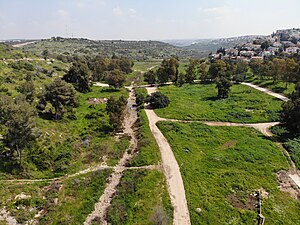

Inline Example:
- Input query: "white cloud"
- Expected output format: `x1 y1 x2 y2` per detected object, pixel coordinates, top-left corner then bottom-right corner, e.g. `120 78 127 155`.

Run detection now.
113 7 137 17
113 6 124 16
128 8 137 17
57 9 69 17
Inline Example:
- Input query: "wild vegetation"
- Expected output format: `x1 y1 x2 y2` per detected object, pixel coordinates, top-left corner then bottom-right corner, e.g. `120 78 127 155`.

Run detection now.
155 84 282 123
21 38 201 61
106 170 173 225
158 122 300 225
0 43 132 178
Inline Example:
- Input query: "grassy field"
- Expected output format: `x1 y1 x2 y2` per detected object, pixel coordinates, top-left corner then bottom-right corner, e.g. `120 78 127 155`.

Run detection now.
133 61 161 72
155 84 283 123
158 121 300 225
107 169 173 225
246 77 295 97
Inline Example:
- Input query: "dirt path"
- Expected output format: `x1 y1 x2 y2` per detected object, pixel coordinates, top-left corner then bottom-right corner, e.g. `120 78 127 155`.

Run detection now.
203 121 279 137
241 82 289 102
84 87 138 225
145 87 191 225
12 41 36 48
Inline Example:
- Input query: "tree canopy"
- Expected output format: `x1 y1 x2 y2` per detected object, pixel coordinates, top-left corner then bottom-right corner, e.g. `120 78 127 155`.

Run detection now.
37 78 79 119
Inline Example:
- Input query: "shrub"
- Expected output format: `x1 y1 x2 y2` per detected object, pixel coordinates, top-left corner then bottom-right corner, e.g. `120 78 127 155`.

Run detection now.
146 92 170 109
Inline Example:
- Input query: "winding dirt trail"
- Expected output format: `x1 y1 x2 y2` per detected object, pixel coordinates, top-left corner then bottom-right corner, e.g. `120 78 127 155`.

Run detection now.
84 87 138 225
241 82 289 102
145 87 191 225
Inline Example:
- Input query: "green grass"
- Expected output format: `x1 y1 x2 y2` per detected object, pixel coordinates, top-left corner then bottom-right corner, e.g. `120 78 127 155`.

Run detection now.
129 109 161 166
107 170 173 225
128 87 160 166
31 86 129 177
133 61 160 72
39 170 111 225
178 61 189 74
246 77 295 97
155 84 283 123
158 122 299 225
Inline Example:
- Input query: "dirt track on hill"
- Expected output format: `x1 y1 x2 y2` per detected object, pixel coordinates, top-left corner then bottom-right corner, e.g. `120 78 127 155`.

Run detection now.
84 87 138 225
145 87 191 225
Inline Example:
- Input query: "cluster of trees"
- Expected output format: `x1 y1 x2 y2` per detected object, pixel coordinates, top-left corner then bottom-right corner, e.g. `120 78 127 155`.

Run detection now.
249 57 300 86
281 82 300 134
144 57 179 84
62 55 134 92
89 55 133 88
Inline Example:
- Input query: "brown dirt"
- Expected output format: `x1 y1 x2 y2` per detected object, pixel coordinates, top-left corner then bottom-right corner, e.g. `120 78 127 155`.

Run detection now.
228 193 257 210
223 140 237 148
88 98 107 104
277 170 300 200
145 86 191 225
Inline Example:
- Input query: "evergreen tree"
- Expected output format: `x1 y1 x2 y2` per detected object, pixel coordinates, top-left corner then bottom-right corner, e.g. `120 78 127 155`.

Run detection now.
63 61 93 93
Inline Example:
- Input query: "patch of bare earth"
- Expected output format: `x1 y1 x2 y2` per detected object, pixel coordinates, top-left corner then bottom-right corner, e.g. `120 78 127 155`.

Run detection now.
228 193 257 211
277 170 300 200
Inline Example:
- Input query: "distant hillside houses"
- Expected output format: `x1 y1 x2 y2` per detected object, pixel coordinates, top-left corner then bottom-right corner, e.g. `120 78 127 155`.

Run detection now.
210 28 300 61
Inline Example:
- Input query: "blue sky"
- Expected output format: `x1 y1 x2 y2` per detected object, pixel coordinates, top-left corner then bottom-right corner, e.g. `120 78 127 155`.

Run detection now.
0 0 300 40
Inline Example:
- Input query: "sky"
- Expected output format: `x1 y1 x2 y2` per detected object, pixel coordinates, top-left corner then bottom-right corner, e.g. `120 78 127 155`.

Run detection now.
0 0 300 40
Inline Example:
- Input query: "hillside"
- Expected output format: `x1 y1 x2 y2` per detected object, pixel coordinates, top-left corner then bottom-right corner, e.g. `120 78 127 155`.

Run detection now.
183 35 262 55
19 37 202 61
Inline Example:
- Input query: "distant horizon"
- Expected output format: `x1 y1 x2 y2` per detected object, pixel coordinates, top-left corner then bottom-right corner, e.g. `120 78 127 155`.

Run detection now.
1 0 300 40
0 31 276 42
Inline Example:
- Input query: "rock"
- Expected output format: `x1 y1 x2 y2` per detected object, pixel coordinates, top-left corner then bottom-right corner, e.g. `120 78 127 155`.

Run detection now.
196 208 202 213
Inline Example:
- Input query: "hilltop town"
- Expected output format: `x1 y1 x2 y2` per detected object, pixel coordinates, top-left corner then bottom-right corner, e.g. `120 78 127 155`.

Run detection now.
211 28 300 60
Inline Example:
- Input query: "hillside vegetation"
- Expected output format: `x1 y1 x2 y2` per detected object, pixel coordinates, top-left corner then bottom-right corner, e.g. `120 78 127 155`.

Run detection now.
158 122 299 225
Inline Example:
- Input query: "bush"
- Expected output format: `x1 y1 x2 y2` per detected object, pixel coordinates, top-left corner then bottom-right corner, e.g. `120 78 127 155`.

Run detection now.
283 137 300 169
146 92 170 109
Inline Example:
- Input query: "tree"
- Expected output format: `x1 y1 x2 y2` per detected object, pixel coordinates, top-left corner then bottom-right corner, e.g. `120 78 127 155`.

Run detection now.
106 96 127 131
249 59 263 77
281 82 300 133
185 59 198 84
144 70 157 85
146 92 170 109
285 58 298 88
107 69 126 89
216 77 232 98
156 57 179 84
63 61 93 93
271 58 286 83
157 66 169 84
261 41 270 51
0 95 37 171
118 57 134 74
37 78 79 119
176 72 186 87
209 60 228 80
17 81 35 103
168 57 179 82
